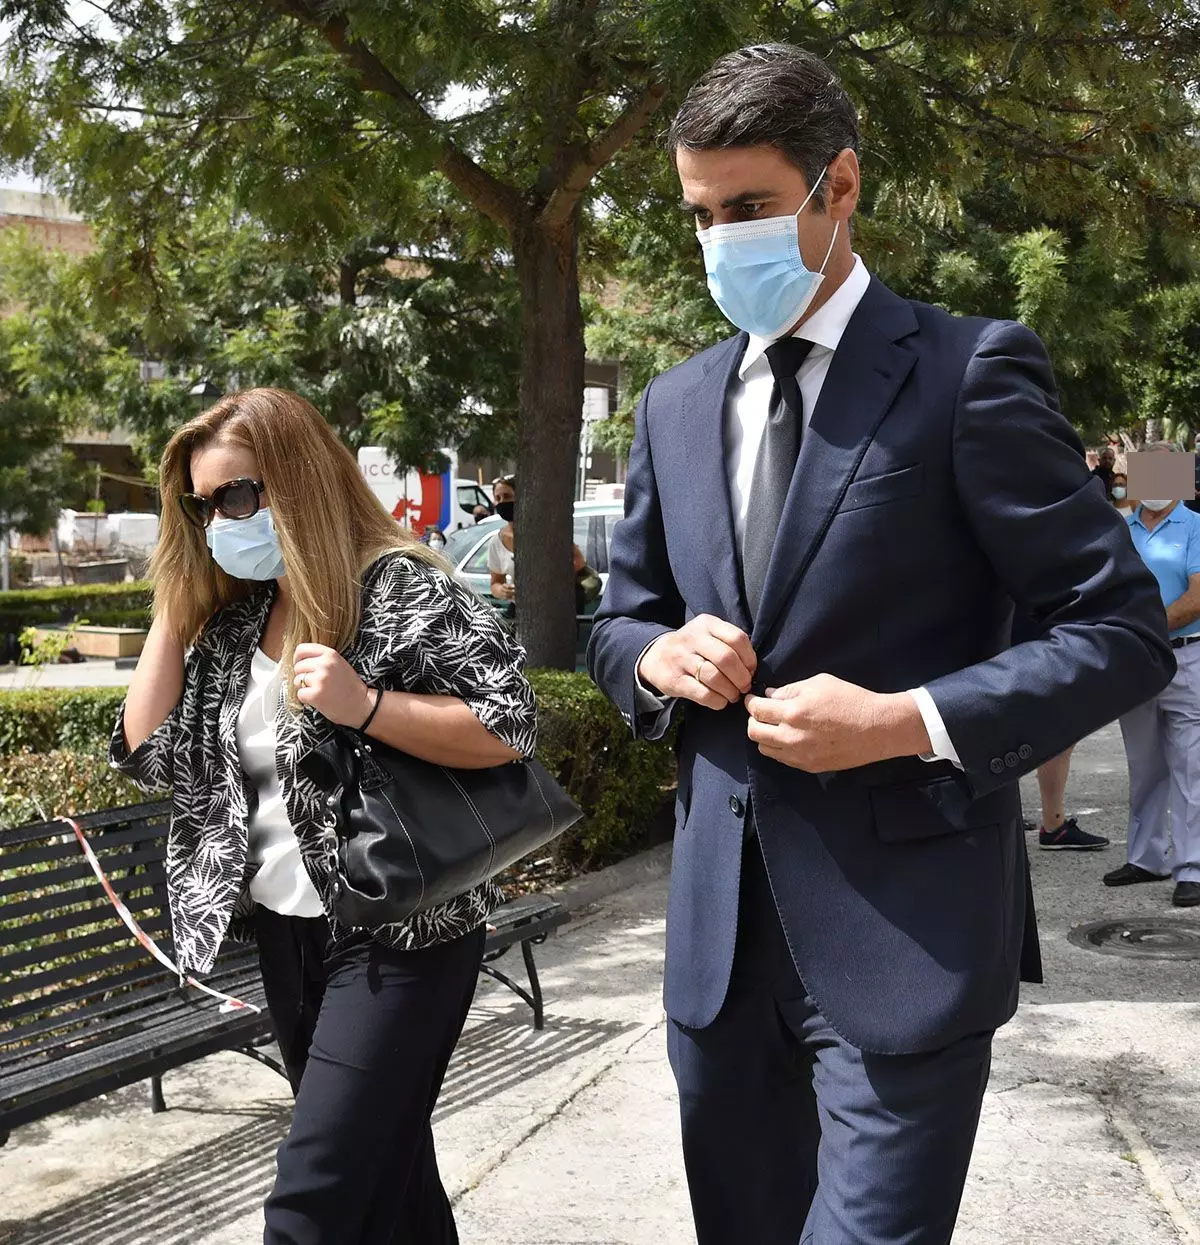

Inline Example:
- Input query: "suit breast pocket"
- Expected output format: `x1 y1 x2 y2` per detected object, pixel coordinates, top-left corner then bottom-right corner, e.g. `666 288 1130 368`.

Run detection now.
839 463 925 514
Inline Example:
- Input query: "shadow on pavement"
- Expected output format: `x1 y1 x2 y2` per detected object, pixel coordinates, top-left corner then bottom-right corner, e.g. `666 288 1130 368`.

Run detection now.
0 1011 640 1244
435 1010 639 1122
0 1110 290 1245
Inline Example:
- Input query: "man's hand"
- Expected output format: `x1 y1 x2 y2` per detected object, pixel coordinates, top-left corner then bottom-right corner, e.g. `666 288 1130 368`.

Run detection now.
745 674 932 771
638 616 757 710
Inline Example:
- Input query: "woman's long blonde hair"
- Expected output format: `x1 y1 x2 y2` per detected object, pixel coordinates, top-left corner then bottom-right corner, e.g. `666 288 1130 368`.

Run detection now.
153 388 438 684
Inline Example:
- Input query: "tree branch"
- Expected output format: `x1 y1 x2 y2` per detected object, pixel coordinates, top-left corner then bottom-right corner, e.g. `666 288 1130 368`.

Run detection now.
262 0 524 232
538 81 668 233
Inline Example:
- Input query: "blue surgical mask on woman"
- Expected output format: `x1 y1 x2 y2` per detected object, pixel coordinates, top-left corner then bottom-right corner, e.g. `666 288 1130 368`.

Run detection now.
697 167 838 341
1111 486 1127 501
206 507 286 580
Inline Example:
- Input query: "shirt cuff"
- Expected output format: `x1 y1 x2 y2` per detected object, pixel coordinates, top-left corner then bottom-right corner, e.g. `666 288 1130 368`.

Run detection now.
906 686 963 770
634 642 677 740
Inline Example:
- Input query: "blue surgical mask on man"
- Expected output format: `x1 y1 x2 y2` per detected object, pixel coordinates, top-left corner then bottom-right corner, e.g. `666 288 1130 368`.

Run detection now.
697 167 838 341
206 507 286 580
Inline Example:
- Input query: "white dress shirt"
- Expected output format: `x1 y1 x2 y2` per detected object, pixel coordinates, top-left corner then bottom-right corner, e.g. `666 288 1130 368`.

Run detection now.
635 254 962 768
237 647 325 917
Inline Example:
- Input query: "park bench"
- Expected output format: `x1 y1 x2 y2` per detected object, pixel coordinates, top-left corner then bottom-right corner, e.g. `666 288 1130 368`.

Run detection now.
0 800 564 1146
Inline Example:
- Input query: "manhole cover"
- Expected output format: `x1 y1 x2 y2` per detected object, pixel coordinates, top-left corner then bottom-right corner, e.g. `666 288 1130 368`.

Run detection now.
1068 918 1200 961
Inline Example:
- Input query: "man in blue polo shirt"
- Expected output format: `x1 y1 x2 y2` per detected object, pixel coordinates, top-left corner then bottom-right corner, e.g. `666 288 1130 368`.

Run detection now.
1105 444 1200 906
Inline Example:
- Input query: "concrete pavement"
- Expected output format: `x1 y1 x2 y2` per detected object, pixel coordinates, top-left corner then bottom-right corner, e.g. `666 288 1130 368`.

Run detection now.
0 660 133 690
3 721 1200 1243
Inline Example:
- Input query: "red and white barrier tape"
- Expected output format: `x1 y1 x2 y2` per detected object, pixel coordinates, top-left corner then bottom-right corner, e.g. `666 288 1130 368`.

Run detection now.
58 816 260 1015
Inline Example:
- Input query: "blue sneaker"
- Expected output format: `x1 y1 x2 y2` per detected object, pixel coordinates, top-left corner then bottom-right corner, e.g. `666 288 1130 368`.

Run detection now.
1038 817 1109 851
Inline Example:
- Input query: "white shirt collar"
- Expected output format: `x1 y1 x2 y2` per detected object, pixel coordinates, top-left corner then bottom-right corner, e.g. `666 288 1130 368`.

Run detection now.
738 255 871 380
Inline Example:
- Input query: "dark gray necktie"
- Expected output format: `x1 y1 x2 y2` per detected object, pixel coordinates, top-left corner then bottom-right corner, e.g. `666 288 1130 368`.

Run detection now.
742 336 815 620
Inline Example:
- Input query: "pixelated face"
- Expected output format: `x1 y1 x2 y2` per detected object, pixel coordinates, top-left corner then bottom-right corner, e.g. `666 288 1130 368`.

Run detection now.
1126 450 1196 502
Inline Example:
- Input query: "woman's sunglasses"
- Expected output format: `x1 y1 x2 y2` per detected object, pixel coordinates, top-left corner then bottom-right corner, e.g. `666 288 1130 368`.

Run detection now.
178 477 266 529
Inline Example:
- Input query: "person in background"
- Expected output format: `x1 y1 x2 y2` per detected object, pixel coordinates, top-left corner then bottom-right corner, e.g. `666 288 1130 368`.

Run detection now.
1112 471 1132 516
487 474 587 604
488 475 517 601
1091 444 1116 500
1184 431 1200 515
1105 441 1200 907
1010 608 1109 849
472 504 492 525
112 388 537 1242
425 526 447 552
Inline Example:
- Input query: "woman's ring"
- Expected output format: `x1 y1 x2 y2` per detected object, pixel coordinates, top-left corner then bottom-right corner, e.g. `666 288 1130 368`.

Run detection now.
694 658 706 686
299 674 308 689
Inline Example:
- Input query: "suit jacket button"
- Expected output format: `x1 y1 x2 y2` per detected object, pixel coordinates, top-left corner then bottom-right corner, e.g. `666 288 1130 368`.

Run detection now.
1018 744 1033 761
990 757 1005 775
729 795 745 818
1004 751 1019 768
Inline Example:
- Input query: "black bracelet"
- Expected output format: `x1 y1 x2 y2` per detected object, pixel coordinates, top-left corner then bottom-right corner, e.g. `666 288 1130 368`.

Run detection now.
358 687 383 734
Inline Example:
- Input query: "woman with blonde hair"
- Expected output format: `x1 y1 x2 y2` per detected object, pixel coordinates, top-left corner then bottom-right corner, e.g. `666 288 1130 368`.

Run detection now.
111 388 536 1243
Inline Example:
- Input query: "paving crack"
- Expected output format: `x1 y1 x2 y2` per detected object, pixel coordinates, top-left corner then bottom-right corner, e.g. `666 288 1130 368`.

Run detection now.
446 1010 666 1206
1101 1092 1200 1244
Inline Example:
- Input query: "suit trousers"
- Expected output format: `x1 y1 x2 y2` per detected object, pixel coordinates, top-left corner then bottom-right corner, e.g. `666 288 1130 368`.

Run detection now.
255 907 485 1245
1118 641 1200 882
667 838 994 1245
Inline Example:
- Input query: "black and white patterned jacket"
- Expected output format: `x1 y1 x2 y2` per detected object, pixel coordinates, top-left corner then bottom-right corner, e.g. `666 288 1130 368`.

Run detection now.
109 551 538 976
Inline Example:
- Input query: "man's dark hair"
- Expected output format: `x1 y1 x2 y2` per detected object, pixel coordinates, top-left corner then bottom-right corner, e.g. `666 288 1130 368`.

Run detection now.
669 44 860 210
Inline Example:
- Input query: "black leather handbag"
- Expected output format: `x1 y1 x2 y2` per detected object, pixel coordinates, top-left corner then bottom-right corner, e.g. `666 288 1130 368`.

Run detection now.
299 728 583 929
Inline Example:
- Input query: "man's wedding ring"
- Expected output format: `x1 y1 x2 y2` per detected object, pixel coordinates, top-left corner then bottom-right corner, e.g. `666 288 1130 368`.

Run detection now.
694 658 706 686
299 674 308 689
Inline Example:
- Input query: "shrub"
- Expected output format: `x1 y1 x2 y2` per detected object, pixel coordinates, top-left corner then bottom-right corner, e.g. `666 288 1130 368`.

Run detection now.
0 674 678 865
0 582 152 638
527 669 676 867
0 688 127 755
0 749 141 829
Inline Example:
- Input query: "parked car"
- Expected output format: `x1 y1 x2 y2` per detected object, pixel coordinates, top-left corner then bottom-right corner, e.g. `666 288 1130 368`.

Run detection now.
443 500 625 670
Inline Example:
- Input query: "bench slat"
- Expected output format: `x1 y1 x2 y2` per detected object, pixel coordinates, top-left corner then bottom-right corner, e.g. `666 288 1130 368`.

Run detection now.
1 935 177 1008
0 840 166 889
0 871 166 931
1 947 261 1037
0 802 170 849
2 968 268 1072
7 892 163 944
0 820 170 870
0 913 172 978
2 1001 269 1113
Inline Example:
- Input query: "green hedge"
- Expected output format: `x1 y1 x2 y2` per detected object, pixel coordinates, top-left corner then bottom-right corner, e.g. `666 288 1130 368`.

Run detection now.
0 688 127 756
0 749 141 829
0 676 678 861
526 670 676 866
0 582 152 636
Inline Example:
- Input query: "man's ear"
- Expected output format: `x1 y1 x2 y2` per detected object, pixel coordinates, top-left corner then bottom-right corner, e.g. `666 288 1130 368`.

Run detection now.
826 148 860 222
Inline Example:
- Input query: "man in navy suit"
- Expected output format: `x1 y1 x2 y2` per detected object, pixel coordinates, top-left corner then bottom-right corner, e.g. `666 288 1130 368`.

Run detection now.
587 44 1174 1245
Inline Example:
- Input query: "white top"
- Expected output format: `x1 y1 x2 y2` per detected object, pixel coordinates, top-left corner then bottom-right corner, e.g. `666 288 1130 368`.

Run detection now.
236 647 324 917
488 531 515 584
636 256 961 769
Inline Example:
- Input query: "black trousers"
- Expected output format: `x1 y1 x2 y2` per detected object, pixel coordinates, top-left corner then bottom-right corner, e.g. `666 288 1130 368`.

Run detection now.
254 907 485 1245
667 840 994 1245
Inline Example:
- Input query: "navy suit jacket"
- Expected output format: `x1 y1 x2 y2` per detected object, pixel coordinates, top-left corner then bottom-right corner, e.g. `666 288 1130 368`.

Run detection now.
587 276 1174 1055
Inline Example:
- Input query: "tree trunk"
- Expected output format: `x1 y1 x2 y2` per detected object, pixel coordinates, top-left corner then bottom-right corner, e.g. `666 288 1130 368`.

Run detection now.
512 213 586 669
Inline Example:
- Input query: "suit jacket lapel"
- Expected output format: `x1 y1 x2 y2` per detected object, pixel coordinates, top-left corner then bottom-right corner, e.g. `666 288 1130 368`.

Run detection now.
752 279 919 649
682 332 753 635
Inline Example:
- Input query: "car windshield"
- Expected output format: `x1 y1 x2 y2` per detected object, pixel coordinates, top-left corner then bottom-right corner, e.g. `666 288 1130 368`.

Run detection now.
444 519 501 564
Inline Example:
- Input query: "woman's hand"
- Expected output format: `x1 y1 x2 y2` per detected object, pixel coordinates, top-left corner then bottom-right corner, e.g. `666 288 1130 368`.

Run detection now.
293 644 373 726
492 580 516 601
